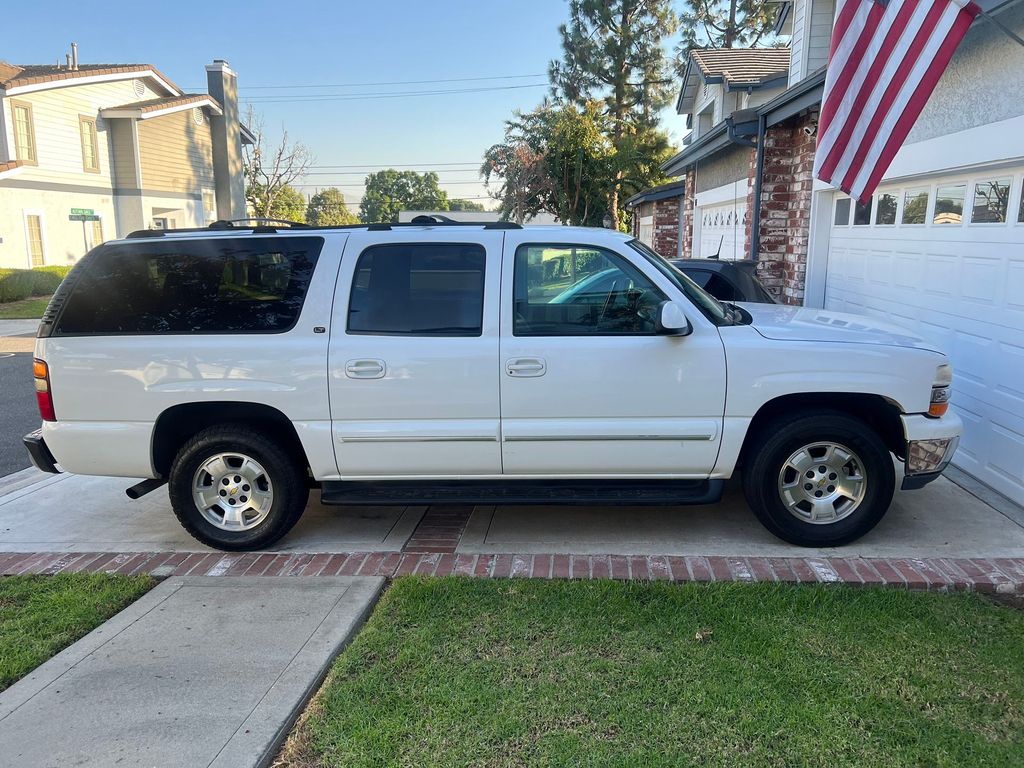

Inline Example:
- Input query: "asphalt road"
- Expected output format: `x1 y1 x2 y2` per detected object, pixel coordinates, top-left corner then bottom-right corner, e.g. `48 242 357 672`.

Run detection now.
0 352 37 477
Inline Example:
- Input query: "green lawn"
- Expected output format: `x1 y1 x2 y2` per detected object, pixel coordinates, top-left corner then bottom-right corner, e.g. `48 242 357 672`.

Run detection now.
0 573 153 692
0 296 50 319
280 579 1024 768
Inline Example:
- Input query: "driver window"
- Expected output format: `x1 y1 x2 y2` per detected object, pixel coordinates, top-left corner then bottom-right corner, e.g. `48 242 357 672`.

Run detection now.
513 244 666 336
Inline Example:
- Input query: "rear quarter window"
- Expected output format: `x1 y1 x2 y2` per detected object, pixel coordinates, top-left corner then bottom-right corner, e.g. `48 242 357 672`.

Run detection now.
49 237 323 335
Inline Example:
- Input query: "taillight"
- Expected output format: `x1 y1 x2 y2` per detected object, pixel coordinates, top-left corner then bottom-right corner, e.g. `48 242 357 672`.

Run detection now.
33 358 55 421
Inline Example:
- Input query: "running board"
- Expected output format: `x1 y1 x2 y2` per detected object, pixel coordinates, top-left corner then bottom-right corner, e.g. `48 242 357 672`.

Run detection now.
319 479 724 506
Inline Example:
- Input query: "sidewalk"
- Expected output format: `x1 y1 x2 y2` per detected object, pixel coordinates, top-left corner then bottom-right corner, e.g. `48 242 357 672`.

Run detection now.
0 576 383 768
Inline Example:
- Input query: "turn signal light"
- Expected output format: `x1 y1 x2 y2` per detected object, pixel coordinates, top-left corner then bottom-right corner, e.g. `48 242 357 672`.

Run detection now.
928 401 949 418
33 358 55 422
928 364 952 418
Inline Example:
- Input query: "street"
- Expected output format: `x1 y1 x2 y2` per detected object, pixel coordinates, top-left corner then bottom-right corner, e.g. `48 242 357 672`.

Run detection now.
0 352 37 477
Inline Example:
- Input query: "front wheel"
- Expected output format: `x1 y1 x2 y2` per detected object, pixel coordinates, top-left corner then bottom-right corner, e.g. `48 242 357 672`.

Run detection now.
742 411 895 547
168 425 309 551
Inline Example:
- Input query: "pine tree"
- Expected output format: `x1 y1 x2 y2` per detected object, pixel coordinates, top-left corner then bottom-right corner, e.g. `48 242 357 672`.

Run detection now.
550 0 679 226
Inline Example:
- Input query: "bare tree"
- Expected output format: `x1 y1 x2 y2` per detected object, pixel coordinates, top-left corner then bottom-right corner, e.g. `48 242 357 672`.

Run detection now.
242 106 313 219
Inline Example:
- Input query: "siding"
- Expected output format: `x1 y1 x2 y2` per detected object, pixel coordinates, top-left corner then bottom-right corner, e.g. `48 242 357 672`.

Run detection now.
108 119 138 188
906 4 1024 144
806 0 836 75
694 145 752 193
789 0 807 86
0 78 164 189
137 109 215 193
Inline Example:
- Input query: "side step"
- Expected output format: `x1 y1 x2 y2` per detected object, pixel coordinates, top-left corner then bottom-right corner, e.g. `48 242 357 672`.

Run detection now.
320 479 724 506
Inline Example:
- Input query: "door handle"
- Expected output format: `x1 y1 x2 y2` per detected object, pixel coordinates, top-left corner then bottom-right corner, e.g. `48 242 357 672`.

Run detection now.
506 358 546 377
345 359 386 379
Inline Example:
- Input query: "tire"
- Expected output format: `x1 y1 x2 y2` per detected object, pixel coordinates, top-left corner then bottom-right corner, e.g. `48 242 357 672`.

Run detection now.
742 410 895 547
168 424 309 551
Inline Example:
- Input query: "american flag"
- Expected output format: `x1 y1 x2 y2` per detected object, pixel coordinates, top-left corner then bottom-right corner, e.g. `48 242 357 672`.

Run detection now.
813 0 981 201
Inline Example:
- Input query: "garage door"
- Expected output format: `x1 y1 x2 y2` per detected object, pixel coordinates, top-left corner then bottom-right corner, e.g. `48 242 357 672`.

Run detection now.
697 200 747 260
823 170 1024 503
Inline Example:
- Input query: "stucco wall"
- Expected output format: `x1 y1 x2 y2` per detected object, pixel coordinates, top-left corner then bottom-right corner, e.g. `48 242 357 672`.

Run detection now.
694 144 754 193
907 5 1024 144
0 186 117 268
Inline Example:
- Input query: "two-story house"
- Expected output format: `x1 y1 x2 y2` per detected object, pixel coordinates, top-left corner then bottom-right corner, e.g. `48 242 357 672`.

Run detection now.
0 50 251 268
627 47 789 263
642 0 1024 505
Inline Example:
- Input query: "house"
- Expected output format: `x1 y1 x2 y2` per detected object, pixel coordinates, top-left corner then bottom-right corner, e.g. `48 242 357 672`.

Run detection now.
0 48 252 268
644 0 1024 503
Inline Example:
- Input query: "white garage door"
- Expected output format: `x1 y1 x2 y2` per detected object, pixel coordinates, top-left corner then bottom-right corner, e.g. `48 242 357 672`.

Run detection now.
823 169 1024 503
697 200 747 260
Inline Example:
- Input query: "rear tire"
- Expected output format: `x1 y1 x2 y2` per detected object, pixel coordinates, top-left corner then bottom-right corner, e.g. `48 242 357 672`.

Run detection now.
168 424 309 551
742 410 895 547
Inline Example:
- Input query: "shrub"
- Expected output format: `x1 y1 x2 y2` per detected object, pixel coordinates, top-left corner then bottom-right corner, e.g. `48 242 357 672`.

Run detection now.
0 269 37 303
0 266 72 303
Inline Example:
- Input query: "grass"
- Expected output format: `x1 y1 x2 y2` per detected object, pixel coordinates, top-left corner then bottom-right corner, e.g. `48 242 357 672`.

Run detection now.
0 573 153 692
0 296 50 319
279 579 1024 768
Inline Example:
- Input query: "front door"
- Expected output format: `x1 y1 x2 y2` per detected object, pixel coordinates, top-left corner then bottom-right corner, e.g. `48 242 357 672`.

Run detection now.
328 231 503 477
499 236 727 476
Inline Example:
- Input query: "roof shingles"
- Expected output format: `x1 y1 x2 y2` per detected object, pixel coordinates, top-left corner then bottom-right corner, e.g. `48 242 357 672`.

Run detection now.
691 48 790 84
0 63 179 92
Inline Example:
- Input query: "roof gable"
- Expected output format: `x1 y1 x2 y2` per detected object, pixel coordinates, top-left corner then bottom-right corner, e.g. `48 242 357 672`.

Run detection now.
0 63 181 96
676 47 790 116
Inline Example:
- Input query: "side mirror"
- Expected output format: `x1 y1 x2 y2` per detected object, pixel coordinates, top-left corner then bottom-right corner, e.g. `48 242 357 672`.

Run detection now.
656 301 692 336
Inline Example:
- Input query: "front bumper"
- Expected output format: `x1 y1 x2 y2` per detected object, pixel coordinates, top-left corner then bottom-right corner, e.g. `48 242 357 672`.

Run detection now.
23 429 61 474
900 412 961 490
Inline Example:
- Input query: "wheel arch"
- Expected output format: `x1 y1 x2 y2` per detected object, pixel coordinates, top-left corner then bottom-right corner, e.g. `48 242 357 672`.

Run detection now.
737 392 906 469
152 401 311 478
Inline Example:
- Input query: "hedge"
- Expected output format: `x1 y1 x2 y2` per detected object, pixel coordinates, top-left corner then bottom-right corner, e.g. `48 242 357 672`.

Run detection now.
0 266 73 303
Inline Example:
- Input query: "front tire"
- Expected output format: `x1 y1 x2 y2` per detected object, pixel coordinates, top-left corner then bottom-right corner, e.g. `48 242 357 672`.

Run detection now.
742 411 895 547
168 425 309 551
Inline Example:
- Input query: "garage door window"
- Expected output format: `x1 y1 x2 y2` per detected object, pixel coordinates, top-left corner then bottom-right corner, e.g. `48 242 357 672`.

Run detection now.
875 193 897 225
853 198 872 226
971 178 1010 223
902 189 929 224
934 184 966 225
834 197 851 226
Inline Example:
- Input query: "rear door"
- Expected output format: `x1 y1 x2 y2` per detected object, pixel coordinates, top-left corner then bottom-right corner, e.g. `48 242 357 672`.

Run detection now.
328 230 503 478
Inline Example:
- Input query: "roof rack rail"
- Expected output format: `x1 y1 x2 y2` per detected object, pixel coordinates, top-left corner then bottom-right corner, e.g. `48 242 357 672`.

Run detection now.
124 217 524 239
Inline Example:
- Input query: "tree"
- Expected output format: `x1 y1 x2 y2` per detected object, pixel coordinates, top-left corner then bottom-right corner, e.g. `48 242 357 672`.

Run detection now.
678 0 777 56
550 0 680 225
306 188 360 226
267 185 307 222
359 170 449 223
242 106 313 219
481 141 552 224
449 198 486 212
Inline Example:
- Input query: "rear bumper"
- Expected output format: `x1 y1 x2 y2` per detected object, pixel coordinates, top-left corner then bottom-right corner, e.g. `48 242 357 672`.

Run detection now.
900 412 961 490
23 429 61 474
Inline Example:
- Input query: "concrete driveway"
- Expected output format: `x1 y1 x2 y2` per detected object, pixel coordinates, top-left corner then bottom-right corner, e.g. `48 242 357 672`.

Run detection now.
1 466 1021 561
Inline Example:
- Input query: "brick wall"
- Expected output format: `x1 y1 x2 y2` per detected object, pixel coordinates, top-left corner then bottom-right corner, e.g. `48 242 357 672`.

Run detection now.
652 196 681 258
681 168 695 259
755 114 816 305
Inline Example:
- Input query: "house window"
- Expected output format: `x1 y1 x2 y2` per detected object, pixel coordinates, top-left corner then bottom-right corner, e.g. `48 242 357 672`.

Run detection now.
933 184 966 225
875 193 897 225
79 117 100 172
902 188 929 224
853 197 872 225
25 214 45 267
833 197 851 226
12 101 37 164
970 178 1010 223
91 218 104 249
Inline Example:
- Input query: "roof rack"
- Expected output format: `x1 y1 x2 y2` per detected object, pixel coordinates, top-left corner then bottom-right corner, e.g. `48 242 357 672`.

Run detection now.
125 216 523 239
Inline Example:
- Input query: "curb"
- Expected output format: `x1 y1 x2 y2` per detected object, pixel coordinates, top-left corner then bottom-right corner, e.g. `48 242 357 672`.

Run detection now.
2 550 1022 593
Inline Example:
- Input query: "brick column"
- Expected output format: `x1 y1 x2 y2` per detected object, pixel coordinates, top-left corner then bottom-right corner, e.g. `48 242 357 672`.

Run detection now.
652 196 681 258
681 168 695 259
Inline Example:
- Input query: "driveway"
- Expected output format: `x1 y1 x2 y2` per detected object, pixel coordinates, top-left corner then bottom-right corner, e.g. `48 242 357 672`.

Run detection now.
0 352 37 478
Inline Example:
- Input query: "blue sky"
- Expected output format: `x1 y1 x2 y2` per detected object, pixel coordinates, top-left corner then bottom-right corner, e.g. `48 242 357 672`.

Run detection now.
6 0 685 211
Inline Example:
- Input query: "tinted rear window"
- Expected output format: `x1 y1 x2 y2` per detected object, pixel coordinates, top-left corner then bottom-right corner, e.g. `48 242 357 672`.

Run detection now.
52 237 323 335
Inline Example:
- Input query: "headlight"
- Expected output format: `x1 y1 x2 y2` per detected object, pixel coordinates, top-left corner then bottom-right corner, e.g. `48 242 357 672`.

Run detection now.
929 364 952 417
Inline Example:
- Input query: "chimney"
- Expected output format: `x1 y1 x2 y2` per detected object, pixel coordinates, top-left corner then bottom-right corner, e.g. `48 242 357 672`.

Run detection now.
71 42 78 70
206 60 246 220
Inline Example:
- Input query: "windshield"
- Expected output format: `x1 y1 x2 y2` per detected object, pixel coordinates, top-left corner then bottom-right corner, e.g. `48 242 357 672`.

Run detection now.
627 240 730 324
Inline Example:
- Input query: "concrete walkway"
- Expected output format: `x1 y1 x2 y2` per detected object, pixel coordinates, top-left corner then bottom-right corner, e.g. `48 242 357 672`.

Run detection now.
0 576 383 768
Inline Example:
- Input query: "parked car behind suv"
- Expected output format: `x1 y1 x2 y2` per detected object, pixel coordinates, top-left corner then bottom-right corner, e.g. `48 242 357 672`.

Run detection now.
25 220 961 551
670 258 777 304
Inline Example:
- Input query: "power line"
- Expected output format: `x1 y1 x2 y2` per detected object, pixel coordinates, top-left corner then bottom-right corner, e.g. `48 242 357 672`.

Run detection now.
267 162 481 169
188 73 545 91
240 82 547 104
298 170 482 177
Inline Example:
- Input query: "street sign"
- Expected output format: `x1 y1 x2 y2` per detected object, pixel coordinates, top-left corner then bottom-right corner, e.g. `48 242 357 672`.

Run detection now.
69 214 100 222
70 207 95 216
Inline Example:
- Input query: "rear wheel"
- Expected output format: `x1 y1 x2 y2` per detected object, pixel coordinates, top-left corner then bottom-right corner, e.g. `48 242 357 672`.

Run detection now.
168 425 308 551
742 411 895 547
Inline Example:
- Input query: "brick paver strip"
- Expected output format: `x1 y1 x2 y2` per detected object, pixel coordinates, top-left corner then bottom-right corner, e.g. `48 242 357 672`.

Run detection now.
2 551 1021 593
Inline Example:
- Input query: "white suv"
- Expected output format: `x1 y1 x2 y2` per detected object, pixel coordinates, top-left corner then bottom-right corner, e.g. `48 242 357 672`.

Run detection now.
24 219 961 551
